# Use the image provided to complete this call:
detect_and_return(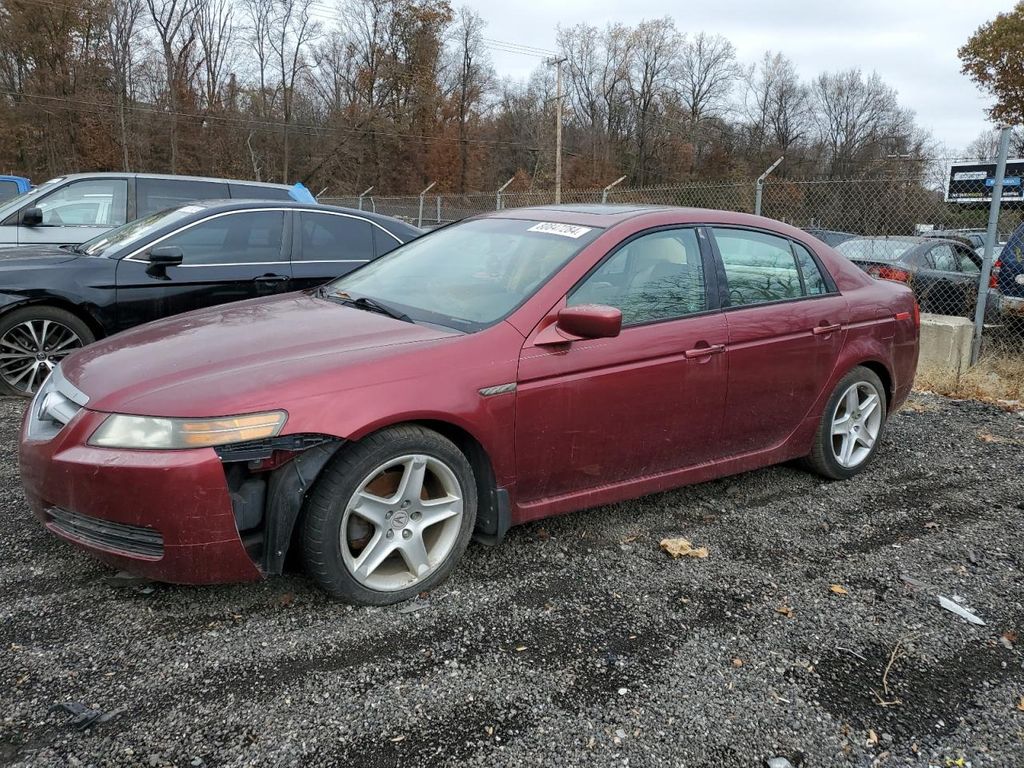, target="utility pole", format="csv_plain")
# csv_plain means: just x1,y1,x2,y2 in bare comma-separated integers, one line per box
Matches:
548,57,567,205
